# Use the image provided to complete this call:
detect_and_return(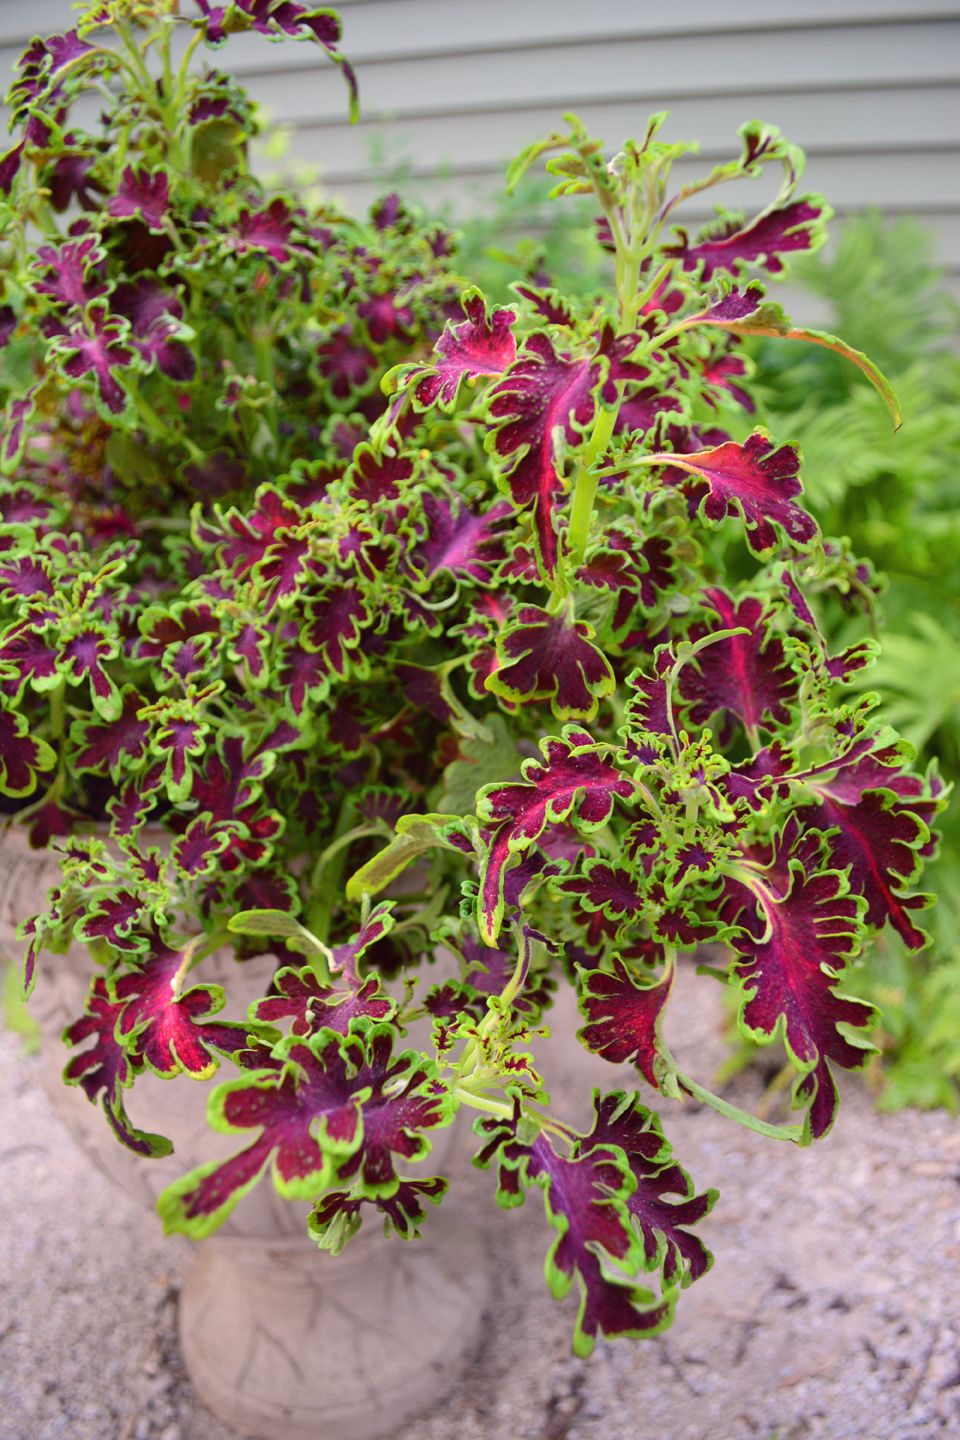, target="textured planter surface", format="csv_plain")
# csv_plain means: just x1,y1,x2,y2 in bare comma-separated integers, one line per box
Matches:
0,825,490,1439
